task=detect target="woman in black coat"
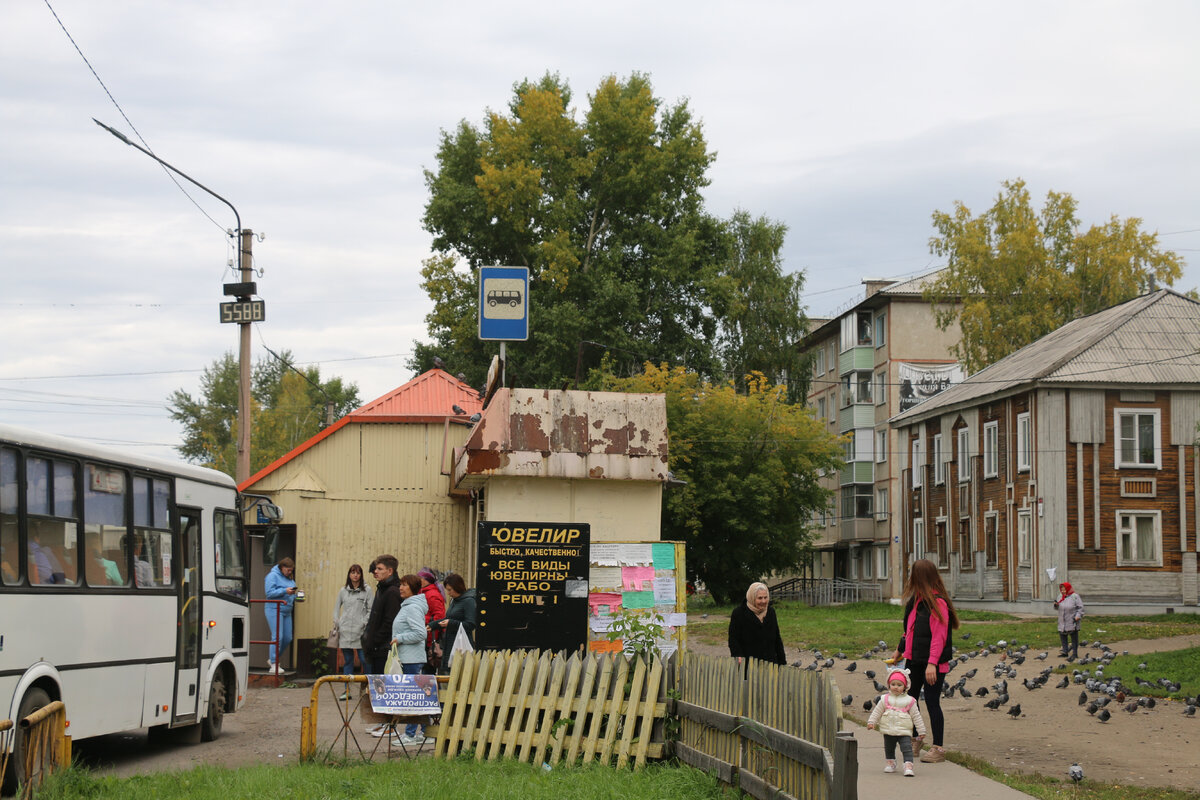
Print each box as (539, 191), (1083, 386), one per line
(728, 581), (786, 665)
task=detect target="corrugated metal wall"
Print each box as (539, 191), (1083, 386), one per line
(246, 421), (474, 641)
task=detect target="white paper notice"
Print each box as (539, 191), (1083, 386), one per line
(591, 543), (620, 566)
(652, 576), (676, 605)
(618, 543), (653, 566)
(589, 566), (623, 590)
(662, 612), (688, 628)
(590, 616), (614, 633)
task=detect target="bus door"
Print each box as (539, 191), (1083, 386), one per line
(174, 509), (203, 723)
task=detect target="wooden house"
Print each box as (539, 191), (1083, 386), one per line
(890, 290), (1200, 610)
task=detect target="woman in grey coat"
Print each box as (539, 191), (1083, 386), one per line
(1054, 581), (1085, 660)
(333, 564), (373, 696)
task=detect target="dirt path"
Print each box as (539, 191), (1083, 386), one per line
(75, 635), (1200, 791)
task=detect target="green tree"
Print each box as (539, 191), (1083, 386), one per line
(167, 350), (360, 477)
(925, 179), (1185, 373)
(416, 73), (798, 391)
(599, 363), (843, 604)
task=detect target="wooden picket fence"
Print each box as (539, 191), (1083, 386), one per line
(433, 649), (669, 768)
(675, 652), (856, 800)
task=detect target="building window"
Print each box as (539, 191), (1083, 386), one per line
(958, 519), (973, 569)
(911, 440), (923, 488)
(1117, 510), (1161, 566)
(875, 312), (886, 348)
(876, 430), (887, 463)
(842, 485), (873, 518)
(957, 427), (971, 482)
(984, 513), (998, 567)
(932, 434), (944, 485)
(983, 421), (999, 478)
(1017, 510), (1031, 566)
(876, 546), (889, 579)
(935, 518), (949, 567)
(875, 370), (886, 405)
(857, 311), (873, 346)
(913, 518), (925, 560)
(814, 347), (826, 379)
(1016, 412), (1031, 472)
(828, 343), (836, 372)
(861, 547), (873, 578)
(817, 397), (826, 421)
(1115, 409), (1161, 469)
(875, 487), (889, 521)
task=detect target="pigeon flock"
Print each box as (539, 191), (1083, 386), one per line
(793, 635), (1199, 726)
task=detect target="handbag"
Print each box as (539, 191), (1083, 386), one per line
(326, 624), (340, 649)
(384, 643), (403, 675)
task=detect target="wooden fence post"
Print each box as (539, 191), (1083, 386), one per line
(832, 730), (858, 800)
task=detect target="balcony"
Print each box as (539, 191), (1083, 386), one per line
(838, 517), (876, 542)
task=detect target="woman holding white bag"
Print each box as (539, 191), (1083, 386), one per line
(389, 574), (429, 745)
(430, 573), (477, 673)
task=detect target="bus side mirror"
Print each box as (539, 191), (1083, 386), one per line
(263, 526), (279, 566)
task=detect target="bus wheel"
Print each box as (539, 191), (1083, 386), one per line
(2, 686), (51, 794)
(200, 674), (226, 742)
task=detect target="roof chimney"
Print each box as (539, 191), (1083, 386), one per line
(863, 278), (898, 298)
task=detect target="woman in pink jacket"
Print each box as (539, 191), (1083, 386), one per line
(891, 559), (959, 764)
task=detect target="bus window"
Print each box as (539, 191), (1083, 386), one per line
(214, 510), (245, 598)
(30, 457), (79, 585)
(2, 448), (18, 585)
(85, 530), (126, 586)
(131, 475), (173, 588)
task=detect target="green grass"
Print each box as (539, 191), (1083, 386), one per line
(1102, 647), (1200, 699)
(35, 758), (732, 800)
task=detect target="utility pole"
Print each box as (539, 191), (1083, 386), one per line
(236, 229), (254, 483)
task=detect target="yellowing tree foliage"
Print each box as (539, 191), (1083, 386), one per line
(925, 179), (1185, 373)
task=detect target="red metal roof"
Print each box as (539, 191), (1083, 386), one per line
(239, 368), (482, 491)
(352, 368), (482, 418)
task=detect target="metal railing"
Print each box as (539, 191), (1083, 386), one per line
(249, 598), (286, 682)
(769, 577), (884, 606)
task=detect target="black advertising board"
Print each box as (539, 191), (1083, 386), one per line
(475, 521), (590, 652)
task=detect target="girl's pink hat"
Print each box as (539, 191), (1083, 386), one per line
(887, 668), (910, 689)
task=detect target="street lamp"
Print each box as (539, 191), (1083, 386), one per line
(95, 119), (256, 482)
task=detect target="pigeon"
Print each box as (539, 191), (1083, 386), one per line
(958, 685), (972, 699)
(823, 658), (835, 669)
(845, 662), (857, 672)
(1078, 691), (1088, 705)
(964, 668), (977, 679)
(976, 687), (989, 697)
(1085, 702), (1099, 715)
(1035, 652), (1048, 661)
(1140, 697), (1156, 709)
(863, 699), (874, 712)
(1097, 709), (1111, 723)
(1069, 763), (1084, 784)
(864, 670), (876, 680)
(996, 693), (1010, 706)
(1056, 676), (1069, 689)
(841, 694), (853, 706)
(1184, 705), (1196, 717)
(873, 680), (887, 693)
(1007, 704), (1022, 718)
(984, 698), (1002, 710)
(1123, 701), (1139, 714)
(1023, 678), (1042, 691)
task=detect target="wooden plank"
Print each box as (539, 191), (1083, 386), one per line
(516, 651), (553, 763)
(486, 650), (524, 760)
(473, 651), (507, 761)
(740, 768), (799, 800)
(500, 651), (538, 756)
(438, 648), (475, 758)
(675, 740), (736, 784)
(564, 653), (599, 763)
(547, 652), (583, 766)
(531, 652), (569, 766)
(676, 699), (739, 732)
(633, 656), (663, 768)
(616, 656), (647, 769)
(580, 654), (614, 764)
(597, 655), (629, 765)
(461, 651), (493, 754)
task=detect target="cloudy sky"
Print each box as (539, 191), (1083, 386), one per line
(2, 1), (1197, 463)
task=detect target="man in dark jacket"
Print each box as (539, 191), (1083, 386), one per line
(362, 554), (402, 673)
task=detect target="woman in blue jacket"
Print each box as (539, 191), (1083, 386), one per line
(390, 574), (428, 742)
(264, 557), (297, 670)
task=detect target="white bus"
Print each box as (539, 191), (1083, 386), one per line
(0, 424), (251, 790)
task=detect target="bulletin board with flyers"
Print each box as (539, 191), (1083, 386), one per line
(586, 540), (687, 660)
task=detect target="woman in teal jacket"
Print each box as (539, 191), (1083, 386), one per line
(390, 574), (429, 742)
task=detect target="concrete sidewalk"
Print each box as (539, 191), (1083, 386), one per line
(843, 718), (1036, 800)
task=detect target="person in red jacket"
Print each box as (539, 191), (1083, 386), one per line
(891, 558), (959, 764)
(417, 568), (445, 671)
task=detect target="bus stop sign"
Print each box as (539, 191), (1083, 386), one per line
(478, 266), (529, 341)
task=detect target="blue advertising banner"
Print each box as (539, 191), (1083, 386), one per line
(366, 673), (441, 715)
